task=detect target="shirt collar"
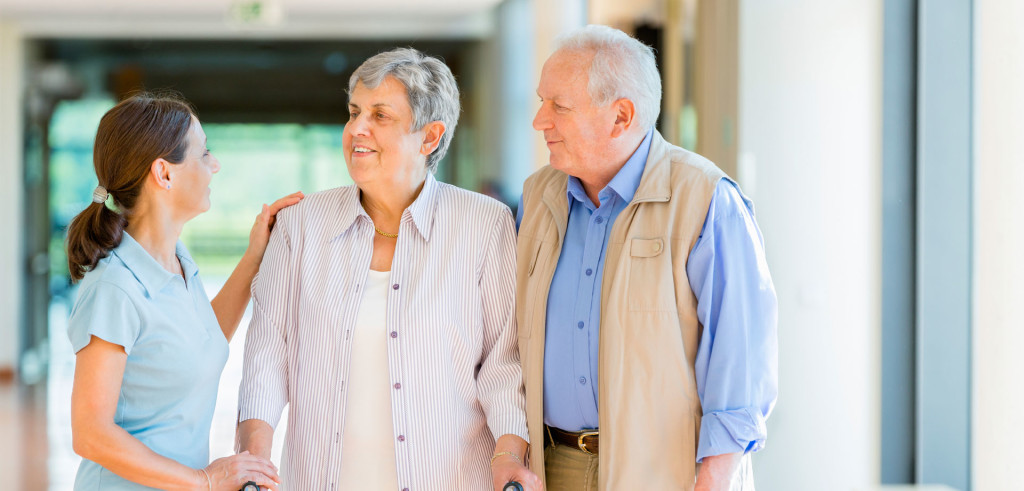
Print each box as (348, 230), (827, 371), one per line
(405, 172), (440, 241)
(566, 128), (654, 207)
(176, 240), (200, 279)
(331, 172), (440, 243)
(112, 231), (198, 297)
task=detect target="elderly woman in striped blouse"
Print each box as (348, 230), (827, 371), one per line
(235, 48), (540, 491)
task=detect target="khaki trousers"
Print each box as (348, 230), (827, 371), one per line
(543, 443), (756, 491)
(543, 443), (599, 491)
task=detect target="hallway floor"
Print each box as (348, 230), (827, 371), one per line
(1, 381), (48, 490)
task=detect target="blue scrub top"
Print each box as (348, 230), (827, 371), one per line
(67, 232), (229, 490)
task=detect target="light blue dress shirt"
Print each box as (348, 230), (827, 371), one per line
(516, 129), (778, 462)
(67, 232), (229, 490)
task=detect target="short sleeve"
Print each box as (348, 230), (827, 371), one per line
(67, 283), (142, 355)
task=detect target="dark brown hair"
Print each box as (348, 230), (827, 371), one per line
(66, 93), (196, 282)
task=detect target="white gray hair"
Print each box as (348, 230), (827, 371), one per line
(348, 48), (460, 172)
(554, 25), (662, 130)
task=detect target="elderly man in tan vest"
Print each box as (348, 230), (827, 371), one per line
(514, 25), (778, 490)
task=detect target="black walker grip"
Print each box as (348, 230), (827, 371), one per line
(503, 481), (525, 491)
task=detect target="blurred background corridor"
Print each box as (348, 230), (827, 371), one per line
(1, 0), (1022, 489)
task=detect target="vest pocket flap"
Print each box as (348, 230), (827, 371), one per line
(630, 237), (665, 257)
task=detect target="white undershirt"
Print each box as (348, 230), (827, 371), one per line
(338, 269), (399, 489)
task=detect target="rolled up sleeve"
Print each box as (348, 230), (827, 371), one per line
(476, 208), (530, 443)
(688, 180), (779, 462)
(238, 215), (295, 429)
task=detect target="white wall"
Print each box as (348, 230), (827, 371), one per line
(0, 20), (24, 375)
(973, 1), (1024, 489)
(738, 1), (882, 489)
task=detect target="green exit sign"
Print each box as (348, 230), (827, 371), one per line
(227, 0), (284, 27)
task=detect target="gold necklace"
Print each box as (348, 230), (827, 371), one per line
(374, 225), (398, 238)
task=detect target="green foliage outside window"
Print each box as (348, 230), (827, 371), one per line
(49, 98), (351, 287)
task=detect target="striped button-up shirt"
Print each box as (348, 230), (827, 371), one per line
(238, 173), (528, 491)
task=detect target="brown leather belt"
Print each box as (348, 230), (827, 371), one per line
(545, 425), (599, 455)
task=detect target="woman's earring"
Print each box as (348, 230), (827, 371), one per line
(166, 184), (171, 190)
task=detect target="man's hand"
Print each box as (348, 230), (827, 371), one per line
(695, 452), (743, 491)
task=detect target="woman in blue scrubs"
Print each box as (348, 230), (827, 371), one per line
(64, 93), (301, 490)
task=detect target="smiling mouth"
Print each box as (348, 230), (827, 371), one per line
(353, 145), (376, 155)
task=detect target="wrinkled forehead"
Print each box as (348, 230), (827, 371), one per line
(551, 46), (596, 65)
(539, 50), (593, 96)
(348, 76), (411, 108)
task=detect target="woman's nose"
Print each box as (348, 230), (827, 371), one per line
(347, 113), (369, 136)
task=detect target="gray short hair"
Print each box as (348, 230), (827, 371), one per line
(348, 48), (460, 172)
(555, 25), (662, 130)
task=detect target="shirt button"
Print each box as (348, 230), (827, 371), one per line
(595, 216), (604, 224)
(585, 268), (593, 276)
(394, 382), (401, 389)
(392, 283), (400, 290)
(398, 435), (405, 442)
(391, 331), (398, 338)
(577, 321), (584, 329)
(579, 376), (587, 385)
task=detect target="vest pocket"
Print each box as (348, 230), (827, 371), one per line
(627, 237), (676, 312)
(528, 240), (542, 277)
(518, 239), (548, 339)
(630, 237), (665, 257)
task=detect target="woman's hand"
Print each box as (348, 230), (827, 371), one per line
(201, 451), (280, 491)
(491, 454), (543, 491)
(244, 191), (304, 265)
(211, 191), (303, 342)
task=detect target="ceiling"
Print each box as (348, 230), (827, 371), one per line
(0, 0), (504, 39)
(0, 0), (502, 16)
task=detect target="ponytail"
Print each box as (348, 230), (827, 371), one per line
(63, 92), (195, 283)
(66, 201), (128, 282)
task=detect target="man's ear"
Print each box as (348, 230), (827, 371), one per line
(150, 158), (173, 189)
(420, 121), (447, 156)
(609, 98), (637, 138)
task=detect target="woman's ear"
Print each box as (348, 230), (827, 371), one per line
(150, 158), (173, 190)
(420, 121), (447, 156)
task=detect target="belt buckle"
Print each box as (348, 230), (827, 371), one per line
(577, 430), (599, 455)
